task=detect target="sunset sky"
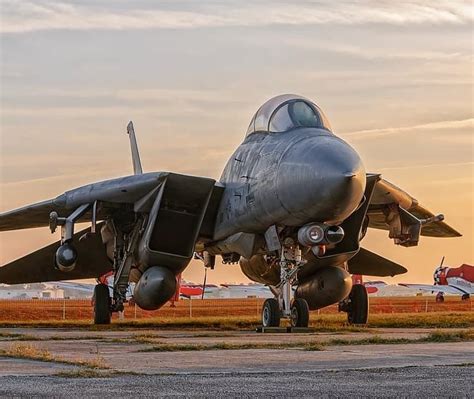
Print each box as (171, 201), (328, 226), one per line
(1, 1), (472, 286)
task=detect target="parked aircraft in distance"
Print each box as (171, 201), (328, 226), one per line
(353, 277), (388, 295)
(400, 258), (473, 301)
(45, 279), (270, 299)
(0, 94), (461, 327)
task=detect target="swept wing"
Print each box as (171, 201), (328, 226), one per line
(367, 178), (461, 239)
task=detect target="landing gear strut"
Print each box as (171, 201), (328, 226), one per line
(261, 239), (309, 328)
(108, 219), (144, 314)
(339, 284), (368, 325)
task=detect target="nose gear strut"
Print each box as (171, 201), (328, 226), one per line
(261, 238), (309, 328)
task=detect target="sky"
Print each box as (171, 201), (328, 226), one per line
(0, 0), (473, 286)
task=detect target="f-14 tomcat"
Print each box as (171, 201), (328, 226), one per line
(0, 94), (461, 326)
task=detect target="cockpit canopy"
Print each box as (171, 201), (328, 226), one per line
(246, 94), (332, 137)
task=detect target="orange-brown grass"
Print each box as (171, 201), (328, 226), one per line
(0, 312), (472, 330)
(0, 343), (108, 369)
(0, 296), (471, 323)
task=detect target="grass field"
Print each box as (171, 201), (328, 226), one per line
(0, 296), (471, 323)
(0, 311), (472, 330)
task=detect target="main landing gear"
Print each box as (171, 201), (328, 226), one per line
(48, 204), (142, 326)
(261, 239), (310, 328)
(436, 292), (445, 303)
(90, 218), (144, 325)
(339, 284), (369, 325)
(93, 283), (111, 325)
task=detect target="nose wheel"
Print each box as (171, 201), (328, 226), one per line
(262, 298), (281, 327)
(290, 298), (310, 327)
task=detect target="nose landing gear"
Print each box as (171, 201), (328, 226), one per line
(261, 239), (309, 328)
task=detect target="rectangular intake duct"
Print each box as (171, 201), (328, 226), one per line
(138, 173), (216, 273)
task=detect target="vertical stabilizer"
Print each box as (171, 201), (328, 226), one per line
(127, 121), (143, 175)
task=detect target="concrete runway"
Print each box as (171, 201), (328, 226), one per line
(0, 327), (472, 398)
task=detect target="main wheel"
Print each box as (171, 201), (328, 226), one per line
(262, 298), (280, 327)
(93, 284), (111, 325)
(347, 284), (368, 325)
(290, 298), (309, 327)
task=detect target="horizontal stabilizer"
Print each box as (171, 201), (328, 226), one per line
(348, 247), (407, 277)
(0, 225), (112, 284)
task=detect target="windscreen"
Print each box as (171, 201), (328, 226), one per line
(269, 101), (331, 132)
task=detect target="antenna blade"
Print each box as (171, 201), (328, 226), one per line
(126, 121), (143, 175)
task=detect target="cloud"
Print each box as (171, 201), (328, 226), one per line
(342, 118), (474, 140)
(281, 40), (471, 62)
(377, 161), (474, 171)
(2, 0), (472, 33)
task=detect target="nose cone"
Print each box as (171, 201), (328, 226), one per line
(276, 134), (366, 224)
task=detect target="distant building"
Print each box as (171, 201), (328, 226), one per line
(0, 283), (64, 299)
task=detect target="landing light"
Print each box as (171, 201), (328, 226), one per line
(298, 224), (325, 246)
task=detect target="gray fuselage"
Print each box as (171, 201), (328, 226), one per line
(214, 127), (366, 240)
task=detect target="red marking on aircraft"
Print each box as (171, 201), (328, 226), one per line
(400, 262), (473, 300)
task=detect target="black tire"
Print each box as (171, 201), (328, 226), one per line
(347, 284), (368, 325)
(93, 284), (111, 325)
(262, 298), (280, 327)
(290, 298), (309, 327)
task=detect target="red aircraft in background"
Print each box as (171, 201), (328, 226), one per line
(400, 257), (473, 301)
(351, 275), (386, 294)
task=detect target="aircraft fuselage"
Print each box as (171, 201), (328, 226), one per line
(215, 128), (366, 240)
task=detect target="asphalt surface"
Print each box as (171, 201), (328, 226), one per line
(0, 366), (472, 398)
(0, 328), (472, 398)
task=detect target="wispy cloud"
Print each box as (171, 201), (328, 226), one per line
(377, 161), (474, 171)
(2, 0), (472, 33)
(281, 40), (471, 62)
(342, 118), (474, 140)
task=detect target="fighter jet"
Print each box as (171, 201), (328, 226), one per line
(0, 94), (461, 326)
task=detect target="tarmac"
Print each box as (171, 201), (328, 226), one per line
(0, 327), (473, 398)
